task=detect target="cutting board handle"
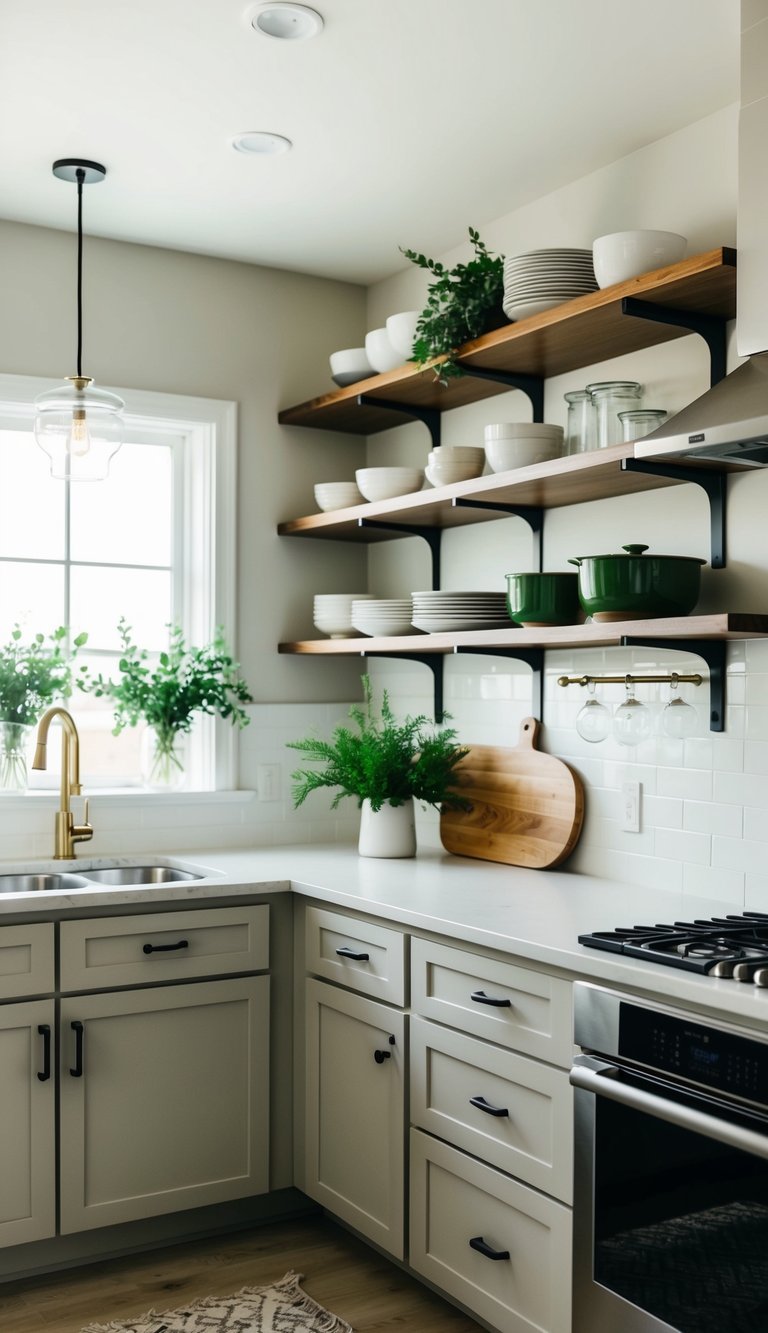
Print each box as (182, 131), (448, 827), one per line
(518, 717), (541, 749)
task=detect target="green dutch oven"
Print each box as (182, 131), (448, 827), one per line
(568, 543), (705, 622)
(506, 572), (581, 626)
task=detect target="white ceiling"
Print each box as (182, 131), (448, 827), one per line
(1, 0), (739, 285)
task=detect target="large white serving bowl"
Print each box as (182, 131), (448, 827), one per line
(484, 422), (563, 441)
(592, 230), (687, 289)
(364, 328), (404, 373)
(385, 310), (421, 358)
(329, 347), (374, 386)
(485, 435), (563, 472)
(314, 481), (364, 511)
(355, 467), (423, 501)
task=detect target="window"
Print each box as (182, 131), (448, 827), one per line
(0, 375), (237, 791)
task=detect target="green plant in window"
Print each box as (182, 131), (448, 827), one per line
(0, 625), (87, 790)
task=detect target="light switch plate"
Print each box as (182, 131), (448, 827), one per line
(621, 781), (641, 833)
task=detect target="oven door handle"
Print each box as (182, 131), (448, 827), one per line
(570, 1058), (768, 1161)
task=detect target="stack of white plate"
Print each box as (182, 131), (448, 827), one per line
(411, 590), (510, 633)
(351, 598), (415, 637)
(503, 248), (598, 322)
(314, 593), (374, 639)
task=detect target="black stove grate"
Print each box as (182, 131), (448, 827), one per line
(579, 913), (768, 982)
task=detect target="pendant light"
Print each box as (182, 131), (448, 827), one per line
(34, 159), (124, 481)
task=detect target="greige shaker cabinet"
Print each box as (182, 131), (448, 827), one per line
(0, 997), (56, 1247)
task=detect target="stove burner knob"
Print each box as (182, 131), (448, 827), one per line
(752, 966), (768, 988)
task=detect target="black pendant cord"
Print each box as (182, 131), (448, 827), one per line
(76, 167), (85, 378)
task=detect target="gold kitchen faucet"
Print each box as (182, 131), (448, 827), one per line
(32, 707), (94, 859)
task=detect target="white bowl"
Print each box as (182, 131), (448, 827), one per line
(364, 328), (404, 373)
(592, 230), (687, 289)
(484, 436), (563, 472)
(355, 467), (423, 501)
(484, 422), (564, 441)
(427, 446), (485, 467)
(425, 464), (482, 487)
(329, 347), (373, 386)
(314, 482), (364, 511)
(385, 310), (421, 358)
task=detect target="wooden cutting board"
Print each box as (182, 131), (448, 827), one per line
(440, 717), (585, 869)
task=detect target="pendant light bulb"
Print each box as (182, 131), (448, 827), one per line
(33, 159), (124, 482)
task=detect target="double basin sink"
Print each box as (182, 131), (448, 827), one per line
(0, 865), (204, 894)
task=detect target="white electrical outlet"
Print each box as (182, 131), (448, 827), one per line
(621, 781), (641, 833)
(256, 764), (281, 802)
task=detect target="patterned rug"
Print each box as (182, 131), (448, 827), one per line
(80, 1271), (353, 1333)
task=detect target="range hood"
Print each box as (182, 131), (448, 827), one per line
(634, 0), (768, 468)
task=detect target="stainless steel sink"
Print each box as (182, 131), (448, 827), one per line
(79, 866), (204, 886)
(0, 873), (90, 893)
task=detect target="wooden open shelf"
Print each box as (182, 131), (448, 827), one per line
(278, 248), (737, 436)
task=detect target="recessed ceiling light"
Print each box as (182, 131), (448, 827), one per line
(232, 131), (293, 156)
(248, 2), (324, 40)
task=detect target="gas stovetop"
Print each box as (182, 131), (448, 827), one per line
(579, 912), (768, 985)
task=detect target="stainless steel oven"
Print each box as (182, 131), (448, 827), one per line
(571, 982), (768, 1333)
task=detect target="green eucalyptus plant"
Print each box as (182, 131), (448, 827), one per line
(287, 675), (471, 813)
(81, 618), (252, 784)
(400, 226), (505, 383)
(0, 625), (87, 790)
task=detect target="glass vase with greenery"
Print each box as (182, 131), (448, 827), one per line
(82, 619), (253, 788)
(400, 226), (505, 383)
(0, 625), (87, 791)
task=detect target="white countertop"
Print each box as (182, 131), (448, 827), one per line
(2, 844), (767, 1028)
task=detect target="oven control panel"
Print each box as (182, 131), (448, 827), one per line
(619, 1004), (768, 1104)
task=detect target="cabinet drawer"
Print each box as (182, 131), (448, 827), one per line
(411, 937), (572, 1067)
(410, 1129), (571, 1333)
(410, 1016), (572, 1202)
(305, 906), (405, 1005)
(0, 923), (54, 1000)
(60, 905), (269, 990)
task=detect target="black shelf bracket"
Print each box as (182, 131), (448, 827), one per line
(358, 518), (441, 588)
(453, 498), (544, 571)
(361, 652), (445, 723)
(357, 394), (442, 449)
(620, 459), (727, 568)
(620, 297), (729, 387)
(620, 636), (727, 732)
(454, 646), (544, 721)
(459, 366), (545, 423)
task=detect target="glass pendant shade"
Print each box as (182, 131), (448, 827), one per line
(34, 376), (124, 481)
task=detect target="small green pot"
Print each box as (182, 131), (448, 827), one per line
(505, 572), (581, 626)
(568, 543), (705, 621)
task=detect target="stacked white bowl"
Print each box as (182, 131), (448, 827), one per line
(484, 422), (564, 472)
(356, 467), (423, 501)
(364, 328), (403, 373)
(329, 348), (374, 387)
(313, 593), (375, 639)
(424, 446), (485, 488)
(385, 310), (421, 359)
(502, 248), (598, 322)
(351, 598), (415, 637)
(314, 481), (364, 512)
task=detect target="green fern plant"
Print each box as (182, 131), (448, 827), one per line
(287, 676), (470, 813)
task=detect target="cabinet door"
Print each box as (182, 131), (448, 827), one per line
(305, 978), (405, 1258)
(0, 999), (55, 1247)
(59, 976), (269, 1234)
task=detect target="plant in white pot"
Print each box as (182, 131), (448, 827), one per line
(287, 676), (470, 858)
(0, 625), (87, 792)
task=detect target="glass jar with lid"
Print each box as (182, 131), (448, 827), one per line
(618, 408), (667, 442)
(564, 390), (596, 454)
(586, 381), (643, 449)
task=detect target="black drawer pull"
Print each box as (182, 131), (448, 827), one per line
(37, 1024), (51, 1082)
(469, 1236), (510, 1262)
(70, 1021), (84, 1078)
(335, 946), (370, 961)
(470, 989), (511, 1008)
(374, 1049), (392, 1064)
(469, 1095), (509, 1118)
(142, 939), (189, 954)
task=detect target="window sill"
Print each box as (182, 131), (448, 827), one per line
(2, 789), (256, 808)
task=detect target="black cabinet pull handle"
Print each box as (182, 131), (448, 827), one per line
(374, 1049), (392, 1064)
(70, 1021), (84, 1078)
(469, 1095), (509, 1118)
(335, 946), (370, 961)
(469, 1236), (510, 1262)
(470, 989), (511, 1008)
(37, 1024), (51, 1082)
(142, 939), (189, 954)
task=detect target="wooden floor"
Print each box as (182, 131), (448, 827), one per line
(0, 1214), (484, 1332)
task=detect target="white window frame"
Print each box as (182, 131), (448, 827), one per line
(0, 372), (238, 792)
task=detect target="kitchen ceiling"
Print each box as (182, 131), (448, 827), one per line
(0, 0), (738, 285)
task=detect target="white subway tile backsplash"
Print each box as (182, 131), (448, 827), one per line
(657, 767), (713, 801)
(683, 800), (743, 838)
(683, 863), (745, 905)
(745, 872), (768, 912)
(643, 795), (684, 830)
(712, 835), (768, 874)
(714, 771), (768, 808)
(744, 740), (768, 774)
(654, 827), (711, 866)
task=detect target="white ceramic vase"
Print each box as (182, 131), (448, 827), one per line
(358, 798), (416, 859)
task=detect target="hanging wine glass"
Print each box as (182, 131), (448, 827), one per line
(576, 680), (611, 743)
(661, 675), (699, 739)
(614, 678), (652, 747)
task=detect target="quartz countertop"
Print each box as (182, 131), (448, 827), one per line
(1, 843), (767, 1028)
